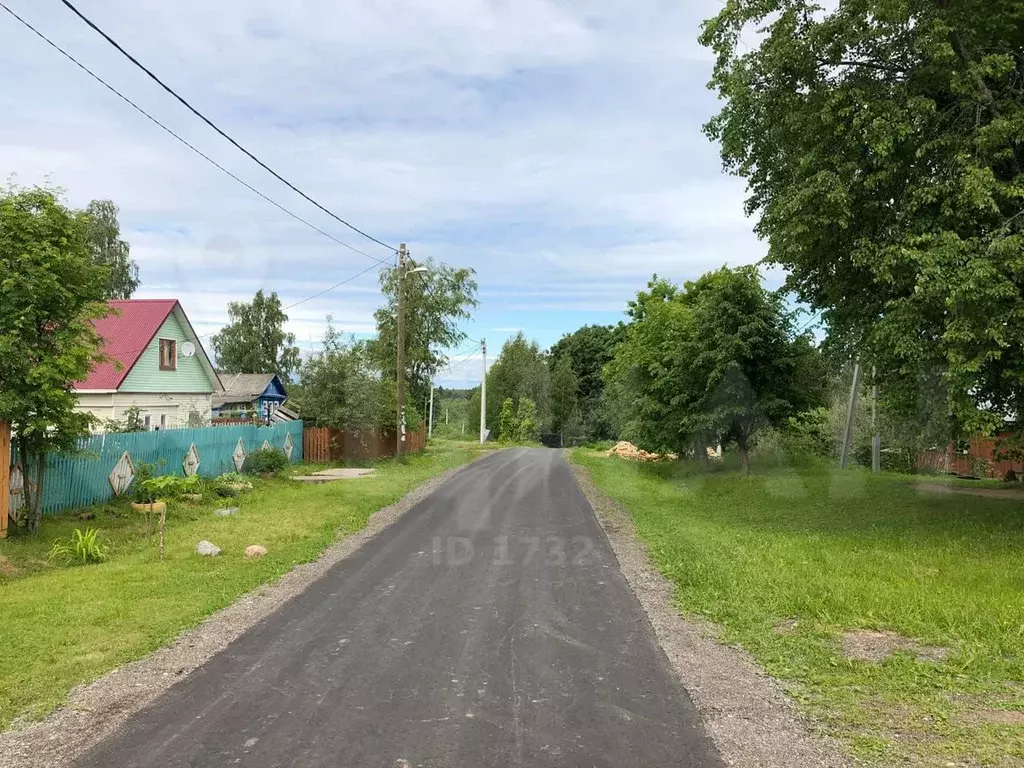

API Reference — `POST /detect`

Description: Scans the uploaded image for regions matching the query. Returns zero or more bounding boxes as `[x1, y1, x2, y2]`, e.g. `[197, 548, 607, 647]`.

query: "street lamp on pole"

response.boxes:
[396, 248, 429, 459]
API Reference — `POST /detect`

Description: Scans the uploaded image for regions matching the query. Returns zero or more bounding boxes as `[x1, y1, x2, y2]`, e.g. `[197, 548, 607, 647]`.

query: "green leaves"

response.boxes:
[605, 267, 826, 472]
[212, 290, 301, 379]
[372, 258, 478, 408]
[701, 0, 1024, 434]
[0, 184, 110, 530]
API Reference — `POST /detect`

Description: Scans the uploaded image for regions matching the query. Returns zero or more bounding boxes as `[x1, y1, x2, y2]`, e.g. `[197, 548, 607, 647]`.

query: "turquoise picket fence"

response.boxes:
[40, 421, 303, 514]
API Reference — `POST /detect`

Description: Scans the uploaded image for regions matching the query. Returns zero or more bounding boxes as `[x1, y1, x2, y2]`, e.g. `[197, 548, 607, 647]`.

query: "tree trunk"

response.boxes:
[738, 434, 751, 476]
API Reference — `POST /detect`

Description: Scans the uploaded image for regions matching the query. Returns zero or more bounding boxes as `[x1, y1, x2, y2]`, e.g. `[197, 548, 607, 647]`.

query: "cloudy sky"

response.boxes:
[0, 0, 767, 387]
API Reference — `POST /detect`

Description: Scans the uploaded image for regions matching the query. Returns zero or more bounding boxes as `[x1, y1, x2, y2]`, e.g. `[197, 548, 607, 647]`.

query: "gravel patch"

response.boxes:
[0, 460, 479, 768]
[570, 460, 853, 768]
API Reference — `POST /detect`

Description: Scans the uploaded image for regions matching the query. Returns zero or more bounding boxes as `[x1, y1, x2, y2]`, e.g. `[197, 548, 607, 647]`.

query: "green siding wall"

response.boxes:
[120, 311, 216, 393]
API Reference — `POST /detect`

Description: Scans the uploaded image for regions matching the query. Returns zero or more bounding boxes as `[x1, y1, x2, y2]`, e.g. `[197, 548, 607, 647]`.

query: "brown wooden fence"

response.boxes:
[918, 430, 1024, 479]
[303, 423, 427, 463]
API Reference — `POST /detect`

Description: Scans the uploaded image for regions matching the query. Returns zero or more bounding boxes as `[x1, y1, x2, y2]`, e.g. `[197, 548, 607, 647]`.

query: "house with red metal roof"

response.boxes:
[73, 299, 222, 431]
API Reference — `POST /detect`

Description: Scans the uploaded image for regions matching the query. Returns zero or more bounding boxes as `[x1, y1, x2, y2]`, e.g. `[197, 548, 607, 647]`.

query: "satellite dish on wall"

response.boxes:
[180, 341, 197, 358]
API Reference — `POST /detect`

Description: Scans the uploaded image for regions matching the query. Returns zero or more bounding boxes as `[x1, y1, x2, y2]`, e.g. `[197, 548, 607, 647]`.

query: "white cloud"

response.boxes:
[0, 0, 757, 348]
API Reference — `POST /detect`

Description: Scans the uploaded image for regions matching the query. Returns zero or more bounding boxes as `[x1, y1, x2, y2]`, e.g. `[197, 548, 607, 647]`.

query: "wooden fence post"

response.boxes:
[0, 421, 10, 539]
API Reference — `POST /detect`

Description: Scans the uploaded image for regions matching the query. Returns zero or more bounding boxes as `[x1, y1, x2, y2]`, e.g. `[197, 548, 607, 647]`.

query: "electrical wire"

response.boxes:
[284, 261, 382, 311]
[0, 2, 389, 266]
[58, 0, 398, 254]
[445, 344, 483, 374]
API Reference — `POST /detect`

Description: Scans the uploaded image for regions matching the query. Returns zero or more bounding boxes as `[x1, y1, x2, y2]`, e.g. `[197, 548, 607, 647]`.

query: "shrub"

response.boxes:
[242, 448, 288, 476]
[49, 528, 108, 565]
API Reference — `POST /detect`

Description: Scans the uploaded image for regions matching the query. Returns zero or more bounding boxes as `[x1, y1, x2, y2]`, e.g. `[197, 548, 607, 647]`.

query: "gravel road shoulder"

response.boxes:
[569, 459, 853, 768]
[0, 460, 482, 768]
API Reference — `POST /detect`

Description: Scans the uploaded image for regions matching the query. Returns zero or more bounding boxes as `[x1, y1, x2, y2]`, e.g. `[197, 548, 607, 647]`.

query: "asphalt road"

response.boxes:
[77, 448, 722, 768]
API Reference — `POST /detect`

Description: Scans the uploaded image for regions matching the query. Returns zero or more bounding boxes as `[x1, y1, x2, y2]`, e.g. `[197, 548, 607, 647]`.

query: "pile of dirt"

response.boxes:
[606, 441, 678, 462]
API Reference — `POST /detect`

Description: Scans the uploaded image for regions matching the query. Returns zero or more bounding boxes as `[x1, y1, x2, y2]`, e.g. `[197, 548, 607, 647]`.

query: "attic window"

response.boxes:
[159, 339, 177, 371]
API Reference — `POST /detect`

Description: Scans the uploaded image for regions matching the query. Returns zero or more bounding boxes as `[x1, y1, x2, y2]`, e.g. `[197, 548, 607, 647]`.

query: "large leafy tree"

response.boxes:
[211, 290, 301, 379]
[471, 332, 551, 439]
[607, 268, 826, 473]
[549, 354, 580, 439]
[701, 0, 1024, 435]
[84, 200, 139, 300]
[548, 324, 623, 440]
[372, 258, 478, 408]
[0, 185, 110, 531]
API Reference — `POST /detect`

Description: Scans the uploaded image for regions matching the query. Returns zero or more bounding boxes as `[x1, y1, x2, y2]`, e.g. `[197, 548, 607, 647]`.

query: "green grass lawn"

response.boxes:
[573, 450, 1024, 767]
[0, 440, 487, 731]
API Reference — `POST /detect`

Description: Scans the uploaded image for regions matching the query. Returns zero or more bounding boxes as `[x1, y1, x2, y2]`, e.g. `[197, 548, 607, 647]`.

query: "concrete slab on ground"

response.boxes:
[291, 468, 376, 483]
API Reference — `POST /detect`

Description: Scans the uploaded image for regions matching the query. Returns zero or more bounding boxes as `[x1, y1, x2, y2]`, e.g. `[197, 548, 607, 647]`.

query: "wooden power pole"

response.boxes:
[479, 338, 487, 445]
[396, 243, 408, 458]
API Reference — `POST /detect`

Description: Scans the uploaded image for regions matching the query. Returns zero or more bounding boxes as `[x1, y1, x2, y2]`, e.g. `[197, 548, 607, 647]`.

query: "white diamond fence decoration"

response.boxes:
[232, 438, 247, 472]
[283, 432, 294, 460]
[261, 440, 272, 452]
[183, 443, 201, 477]
[109, 451, 136, 496]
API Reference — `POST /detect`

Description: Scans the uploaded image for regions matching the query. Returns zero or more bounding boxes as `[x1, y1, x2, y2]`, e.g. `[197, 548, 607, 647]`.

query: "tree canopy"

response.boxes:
[471, 332, 551, 439]
[548, 323, 622, 440]
[296, 318, 395, 431]
[372, 258, 478, 408]
[211, 290, 301, 379]
[606, 267, 826, 473]
[84, 200, 139, 300]
[701, 0, 1024, 434]
[0, 185, 110, 530]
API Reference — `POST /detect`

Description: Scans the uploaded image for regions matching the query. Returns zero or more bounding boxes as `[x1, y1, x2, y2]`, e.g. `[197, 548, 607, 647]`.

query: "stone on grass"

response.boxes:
[196, 540, 221, 557]
[214, 507, 239, 517]
[245, 545, 267, 559]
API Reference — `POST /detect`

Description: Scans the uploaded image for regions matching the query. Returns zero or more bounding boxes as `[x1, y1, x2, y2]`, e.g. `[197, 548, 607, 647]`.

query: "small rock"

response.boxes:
[213, 507, 238, 517]
[245, 545, 267, 559]
[196, 540, 221, 557]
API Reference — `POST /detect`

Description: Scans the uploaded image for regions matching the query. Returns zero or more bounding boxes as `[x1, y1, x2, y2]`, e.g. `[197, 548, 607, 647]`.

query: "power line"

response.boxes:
[194, 260, 383, 341]
[0, 2, 389, 266]
[795, 310, 823, 336]
[446, 344, 483, 374]
[58, 0, 397, 254]
[284, 261, 382, 311]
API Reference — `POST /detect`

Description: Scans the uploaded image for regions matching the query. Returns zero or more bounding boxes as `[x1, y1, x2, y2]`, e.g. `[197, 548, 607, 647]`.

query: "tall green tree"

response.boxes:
[514, 397, 540, 443]
[549, 353, 580, 439]
[548, 323, 622, 440]
[211, 290, 301, 379]
[498, 398, 517, 443]
[372, 258, 478, 408]
[84, 200, 139, 300]
[0, 185, 110, 531]
[471, 332, 551, 439]
[607, 268, 826, 473]
[701, 0, 1024, 435]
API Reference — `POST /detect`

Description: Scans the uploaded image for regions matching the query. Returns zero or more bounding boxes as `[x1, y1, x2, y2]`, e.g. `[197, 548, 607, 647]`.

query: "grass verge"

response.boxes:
[0, 440, 487, 731]
[572, 449, 1024, 766]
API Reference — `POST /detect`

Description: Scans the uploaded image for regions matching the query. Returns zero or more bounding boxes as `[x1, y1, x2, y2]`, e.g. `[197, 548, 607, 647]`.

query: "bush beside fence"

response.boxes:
[9, 421, 304, 516]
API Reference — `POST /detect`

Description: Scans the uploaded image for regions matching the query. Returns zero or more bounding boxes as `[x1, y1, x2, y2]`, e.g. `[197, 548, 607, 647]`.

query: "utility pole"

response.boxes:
[479, 338, 487, 445]
[871, 366, 880, 473]
[840, 361, 862, 470]
[396, 243, 407, 458]
[428, 384, 434, 439]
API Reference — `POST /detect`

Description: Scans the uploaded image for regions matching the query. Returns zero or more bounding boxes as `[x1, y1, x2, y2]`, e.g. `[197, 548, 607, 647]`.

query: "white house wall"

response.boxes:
[76, 392, 213, 432]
